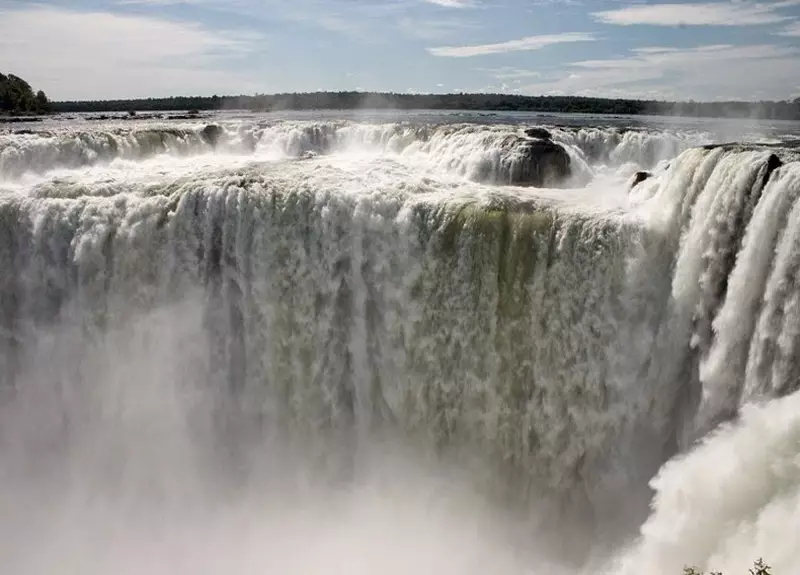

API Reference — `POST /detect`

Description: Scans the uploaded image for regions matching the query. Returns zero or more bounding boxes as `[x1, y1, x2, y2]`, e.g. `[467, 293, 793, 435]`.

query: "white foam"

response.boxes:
[613, 390, 800, 575]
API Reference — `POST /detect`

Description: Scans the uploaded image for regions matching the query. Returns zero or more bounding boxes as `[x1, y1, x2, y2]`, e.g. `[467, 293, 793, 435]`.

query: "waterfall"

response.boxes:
[0, 117, 798, 574]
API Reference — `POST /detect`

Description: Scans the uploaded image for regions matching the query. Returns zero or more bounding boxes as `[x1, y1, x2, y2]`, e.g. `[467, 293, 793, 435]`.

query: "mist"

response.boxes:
[0, 294, 585, 575]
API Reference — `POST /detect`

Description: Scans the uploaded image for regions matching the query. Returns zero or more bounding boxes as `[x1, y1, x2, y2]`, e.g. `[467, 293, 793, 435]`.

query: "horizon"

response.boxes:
[1, 0, 800, 102]
[47, 89, 800, 106]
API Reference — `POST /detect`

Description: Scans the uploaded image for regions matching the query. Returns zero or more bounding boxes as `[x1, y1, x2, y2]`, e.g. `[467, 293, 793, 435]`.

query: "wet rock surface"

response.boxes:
[524, 127, 553, 140]
[201, 124, 224, 147]
[474, 137, 572, 187]
[629, 170, 652, 190]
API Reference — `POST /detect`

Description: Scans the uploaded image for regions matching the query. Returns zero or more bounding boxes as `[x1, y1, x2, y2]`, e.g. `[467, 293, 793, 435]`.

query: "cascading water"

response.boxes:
[0, 120, 704, 184]
[0, 114, 798, 575]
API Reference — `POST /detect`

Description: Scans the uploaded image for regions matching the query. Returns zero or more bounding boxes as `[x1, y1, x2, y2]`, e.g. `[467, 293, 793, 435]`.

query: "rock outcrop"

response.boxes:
[200, 124, 224, 147]
[629, 170, 652, 190]
[524, 127, 552, 140]
[479, 137, 571, 187]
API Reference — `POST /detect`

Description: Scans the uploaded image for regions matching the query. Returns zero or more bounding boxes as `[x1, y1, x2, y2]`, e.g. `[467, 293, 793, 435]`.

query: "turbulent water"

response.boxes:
[1, 111, 799, 575]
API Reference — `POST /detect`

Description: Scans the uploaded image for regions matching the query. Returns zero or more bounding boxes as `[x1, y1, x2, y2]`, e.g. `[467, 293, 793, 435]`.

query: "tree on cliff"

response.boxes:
[0, 73, 51, 115]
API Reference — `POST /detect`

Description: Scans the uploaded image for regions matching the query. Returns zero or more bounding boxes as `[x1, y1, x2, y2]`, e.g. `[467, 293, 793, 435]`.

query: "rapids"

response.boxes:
[0, 112, 799, 575]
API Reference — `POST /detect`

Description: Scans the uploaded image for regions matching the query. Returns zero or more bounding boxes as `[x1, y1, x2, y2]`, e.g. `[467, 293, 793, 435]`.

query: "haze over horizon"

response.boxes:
[2, 0, 800, 102]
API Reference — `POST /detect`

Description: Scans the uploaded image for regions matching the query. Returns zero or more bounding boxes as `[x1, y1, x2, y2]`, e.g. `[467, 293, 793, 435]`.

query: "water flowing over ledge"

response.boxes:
[0, 117, 799, 574]
[1, 120, 703, 185]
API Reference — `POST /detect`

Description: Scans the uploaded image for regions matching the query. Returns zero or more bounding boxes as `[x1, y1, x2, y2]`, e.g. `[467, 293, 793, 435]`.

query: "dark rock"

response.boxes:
[168, 114, 204, 120]
[503, 138, 571, 187]
[762, 154, 782, 188]
[629, 171, 652, 190]
[201, 124, 224, 147]
[524, 127, 552, 140]
[1, 116, 43, 124]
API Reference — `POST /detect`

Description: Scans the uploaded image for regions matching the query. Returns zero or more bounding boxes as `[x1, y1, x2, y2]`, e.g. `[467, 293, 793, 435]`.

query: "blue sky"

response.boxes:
[1, 0, 800, 101]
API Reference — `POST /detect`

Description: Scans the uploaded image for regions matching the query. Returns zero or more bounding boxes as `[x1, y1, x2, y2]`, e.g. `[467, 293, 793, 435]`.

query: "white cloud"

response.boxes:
[428, 32, 594, 57]
[396, 16, 476, 40]
[0, 6, 262, 100]
[117, 0, 213, 4]
[478, 67, 542, 80]
[422, 0, 474, 7]
[573, 43, 797, 68]
[594, 1, 800, 26]
[517, 43, 800, 101]
[778, 20, 800, 35]
[122, 0, 409, 39]
[632, 46, 682, 54]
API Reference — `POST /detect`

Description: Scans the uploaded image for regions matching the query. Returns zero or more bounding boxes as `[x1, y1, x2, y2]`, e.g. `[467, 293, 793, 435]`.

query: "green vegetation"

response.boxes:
[0, 72, 51, 115]
[50, 92, 800, 121]
[684, 559, 773, 575]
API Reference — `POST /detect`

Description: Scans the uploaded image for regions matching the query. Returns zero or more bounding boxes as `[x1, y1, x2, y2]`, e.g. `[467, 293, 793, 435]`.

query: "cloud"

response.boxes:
[117, 0, 211, 4]
[422, 0, 474, 7]
[593, 1, 800, 27]
[573, 43, 797, 68]
[475, 82, 519, 93]
[0, 6, 261, 100]
[122, 0, 409, 38]
[778, 20, 800, 35]
[396, 16, 476, 40]
[428, 32, 594, 57]
[478, 67, 542, 80]
[517, 43, 800, 101]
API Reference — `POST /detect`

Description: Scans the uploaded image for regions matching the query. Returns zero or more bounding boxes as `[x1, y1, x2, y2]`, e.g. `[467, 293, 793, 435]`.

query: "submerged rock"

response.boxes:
[524, 127, 552, 140]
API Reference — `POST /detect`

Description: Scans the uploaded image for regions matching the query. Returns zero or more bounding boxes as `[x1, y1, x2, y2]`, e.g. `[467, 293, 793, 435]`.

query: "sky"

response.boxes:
[1, 0, 800, 101]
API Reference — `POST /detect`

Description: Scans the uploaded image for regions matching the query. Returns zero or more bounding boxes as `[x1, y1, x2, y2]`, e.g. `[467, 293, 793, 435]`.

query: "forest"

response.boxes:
[0, 73, 51, 115]
[50, 91, 800, 121]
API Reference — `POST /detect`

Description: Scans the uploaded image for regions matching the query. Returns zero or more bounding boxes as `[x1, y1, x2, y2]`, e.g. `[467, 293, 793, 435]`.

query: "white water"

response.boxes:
[0, 117, 798, 574]
[0, 120, 704, 186]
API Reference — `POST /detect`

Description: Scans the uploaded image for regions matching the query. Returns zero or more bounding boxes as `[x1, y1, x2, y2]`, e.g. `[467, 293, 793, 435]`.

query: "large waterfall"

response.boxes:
[0, 115, 798, 575]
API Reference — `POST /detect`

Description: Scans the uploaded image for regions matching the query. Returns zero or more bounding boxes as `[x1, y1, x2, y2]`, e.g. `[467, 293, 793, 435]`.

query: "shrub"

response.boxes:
[683, 559, 772, 575]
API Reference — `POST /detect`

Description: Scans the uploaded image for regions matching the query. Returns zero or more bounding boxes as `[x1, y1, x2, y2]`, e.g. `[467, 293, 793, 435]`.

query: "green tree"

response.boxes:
[35, 90, 50, 113]
[0, 72, 51, 115]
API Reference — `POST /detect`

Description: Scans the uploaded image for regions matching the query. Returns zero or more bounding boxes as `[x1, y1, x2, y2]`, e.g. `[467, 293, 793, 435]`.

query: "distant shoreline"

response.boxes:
[48, 91, 800, 122]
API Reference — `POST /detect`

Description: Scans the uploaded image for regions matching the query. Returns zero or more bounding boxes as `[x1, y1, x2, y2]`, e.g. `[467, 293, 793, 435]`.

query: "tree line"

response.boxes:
[50, 91, 800, 121]
[0, 73, 51, 115]
[0, 70, 795, 121]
